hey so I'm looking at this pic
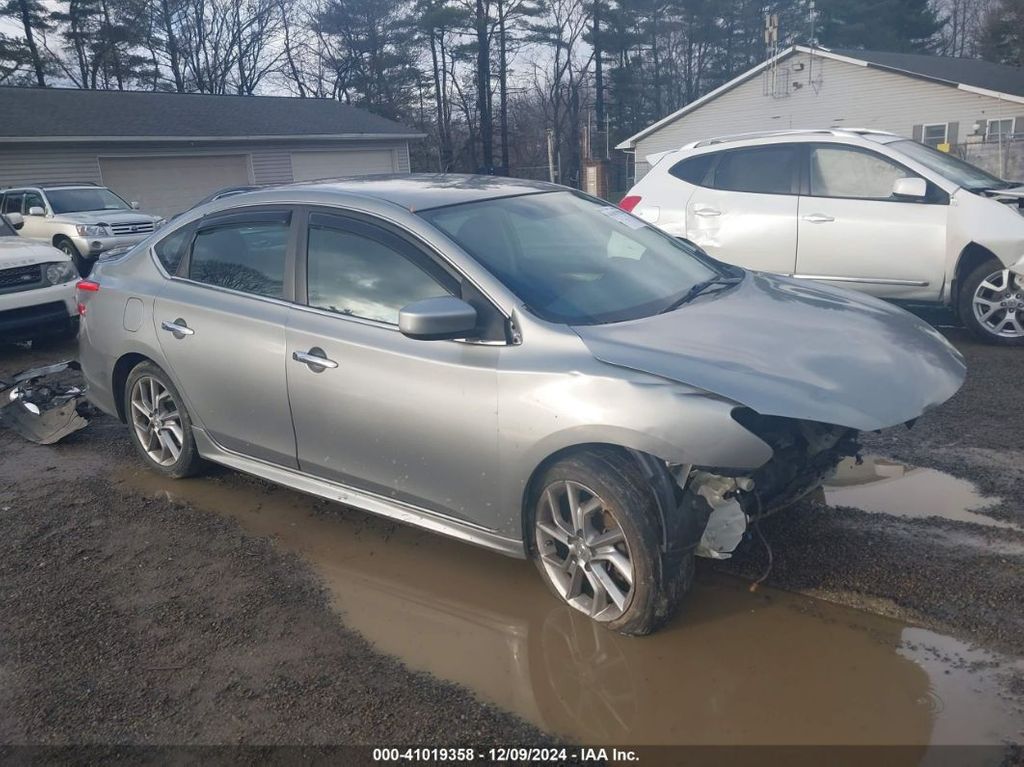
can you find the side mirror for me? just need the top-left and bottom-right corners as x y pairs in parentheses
(892, 177), (927, 199)
(27, 206), (45, 216)
(399, 296), (477, 341)
(130, 200), (141, 209)
(4, 212), (24, 230)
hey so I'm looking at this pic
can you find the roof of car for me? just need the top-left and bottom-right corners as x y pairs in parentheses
(0, 86), (421, 141)
(247, 174), (564, 212)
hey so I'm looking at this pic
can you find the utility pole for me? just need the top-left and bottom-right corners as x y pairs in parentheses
(546, 129), (556, 183)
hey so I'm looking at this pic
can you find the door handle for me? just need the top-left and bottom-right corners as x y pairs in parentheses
(161, 319), (194, 337)
(292, 348), (338, 371)
(802, 214), (835, 223)
(693, 205), (722, 217)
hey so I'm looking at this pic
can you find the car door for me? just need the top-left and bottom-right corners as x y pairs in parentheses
(794, 143), (948, 301)
(153, 207), (298, 467)
(683, 144), (800, 274)
(285, 210), (500, 524)
(18, 190), (51, 242)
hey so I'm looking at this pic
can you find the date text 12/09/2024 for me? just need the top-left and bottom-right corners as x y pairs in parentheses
(372, 747), (640, 762)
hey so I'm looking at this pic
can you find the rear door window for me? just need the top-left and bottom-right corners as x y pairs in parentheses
(3, 192), (24, 215)
(188, 212), (291, 299)
(711, 146), (799, 194)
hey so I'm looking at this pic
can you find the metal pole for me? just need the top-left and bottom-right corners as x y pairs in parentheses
(546, 129), (556, 183)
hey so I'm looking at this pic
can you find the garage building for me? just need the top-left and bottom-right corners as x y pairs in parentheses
(0, 87), (422, 217)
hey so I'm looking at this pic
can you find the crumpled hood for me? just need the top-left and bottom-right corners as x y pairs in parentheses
(0, 237), (68, 267)
(572, 272), (966, 432)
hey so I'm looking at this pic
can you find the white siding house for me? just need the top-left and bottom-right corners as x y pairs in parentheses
(618, 46), (1024, 180)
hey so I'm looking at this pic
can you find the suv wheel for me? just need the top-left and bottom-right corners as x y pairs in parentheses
(55, 237), (88, 276)
(959, 259), (1024, 346)
(124, 362), (205, 478)
(529, 449), (694, 636)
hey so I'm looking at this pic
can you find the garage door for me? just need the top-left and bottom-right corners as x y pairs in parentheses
(290, 149), (396, 182)
(99, 155), (251, 218)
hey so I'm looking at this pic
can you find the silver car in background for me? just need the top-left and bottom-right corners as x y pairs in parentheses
(77, 176), (965, 635)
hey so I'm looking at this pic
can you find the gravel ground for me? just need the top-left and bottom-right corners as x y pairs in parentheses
(1, 327), (1023, 747)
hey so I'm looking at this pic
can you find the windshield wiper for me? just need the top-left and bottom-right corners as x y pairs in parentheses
(659, 274), (744, 314)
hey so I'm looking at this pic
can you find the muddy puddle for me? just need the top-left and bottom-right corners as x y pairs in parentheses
(823, 456), (1018, 531)
(116, 467), (1024, 751)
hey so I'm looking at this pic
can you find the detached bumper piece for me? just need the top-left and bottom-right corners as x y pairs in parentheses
(0, 360), (89, 445)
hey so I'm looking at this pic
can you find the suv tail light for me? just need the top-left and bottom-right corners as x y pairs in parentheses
(76, 279), (99, 316)
(619, 195), (642, 212)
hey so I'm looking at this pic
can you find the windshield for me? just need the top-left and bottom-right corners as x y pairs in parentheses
(891, 139), (1009, 191)
(47, 188), (131, 214)
(421, 191), (723, 324)
(0, 215), (15, 237)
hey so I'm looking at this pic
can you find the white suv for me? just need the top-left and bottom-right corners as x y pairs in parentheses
(0, 184), (164, 275)
(622, 129), (1024, 345)
(0, 212), (79, 344)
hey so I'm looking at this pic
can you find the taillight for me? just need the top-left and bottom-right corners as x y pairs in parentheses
(76, 279), (99, 316)
(619, 195), (642, 212)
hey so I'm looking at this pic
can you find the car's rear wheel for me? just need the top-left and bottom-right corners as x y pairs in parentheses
(124, 362), (205, 478)
(959, 260), (1024, 346)
(529, 449), (693, 636)
(55, 237), (88, 276)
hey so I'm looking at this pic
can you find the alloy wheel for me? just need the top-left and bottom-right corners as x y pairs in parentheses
(535, 480), (635, 622)
(130, 376), (184, 466)
(973, 268), (1024, 339)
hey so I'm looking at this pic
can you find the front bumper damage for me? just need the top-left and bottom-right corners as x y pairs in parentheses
(0, 360), (90, 444)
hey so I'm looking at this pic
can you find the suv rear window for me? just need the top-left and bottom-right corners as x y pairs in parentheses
(669, 153), (715, 185)
(712, 146), (798, 194)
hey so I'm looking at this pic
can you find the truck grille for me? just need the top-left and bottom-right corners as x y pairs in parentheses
(110, 221), (155, 236)
(0, 264), (43, 294)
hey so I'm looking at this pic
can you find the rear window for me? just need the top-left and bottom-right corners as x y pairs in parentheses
(669, 153), (715, 185)
(712, 146), (798, 195)
(153, 226), (193, 274)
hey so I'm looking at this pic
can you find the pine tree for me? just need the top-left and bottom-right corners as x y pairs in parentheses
(815, 0), (942, 53)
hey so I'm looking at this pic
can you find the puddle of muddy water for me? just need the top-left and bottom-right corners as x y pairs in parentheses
(823, 456), (1017, 531)
(116, 467), (1024, 750)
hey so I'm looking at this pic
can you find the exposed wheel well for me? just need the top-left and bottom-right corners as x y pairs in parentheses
(952, 243), (999, 314)
(111, 353), (152, 422)
(521, 443), (676, 553)
(52, 234), (71, 247)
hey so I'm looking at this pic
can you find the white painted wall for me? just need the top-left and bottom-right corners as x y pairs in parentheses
(631, 51), (1024, 179)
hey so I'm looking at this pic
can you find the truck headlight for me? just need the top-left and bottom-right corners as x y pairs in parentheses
(154, 218), (167, 229)
(75, 224), (109, 237)
(45, 262), (78, 285)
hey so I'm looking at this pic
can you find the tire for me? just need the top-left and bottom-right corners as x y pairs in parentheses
(124, 362), (205, 479)
(958, 259), (1024, 346)
(528, 448), (694, 636)
(55, 237), (89, 277)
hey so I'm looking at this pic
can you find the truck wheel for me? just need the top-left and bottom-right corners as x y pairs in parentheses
(124, 362), (205, 479)
(958, 260), (1024, 346)
(529, 449), (694, 636)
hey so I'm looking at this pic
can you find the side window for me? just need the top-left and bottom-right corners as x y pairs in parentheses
(668, 153), (716, 186)
(712, 146), (798, 194)
(3, 193), (24, 214)
(153, 226), (192, 275)
(809, 146), (910, 200)
(307, 217), (453, 325)
(189, 216), (290, 298)
(23, 191), (45, 212)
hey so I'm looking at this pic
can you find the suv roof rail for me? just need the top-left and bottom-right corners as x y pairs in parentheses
(693, 127), (899, 148)
(36, 181), (100, 189)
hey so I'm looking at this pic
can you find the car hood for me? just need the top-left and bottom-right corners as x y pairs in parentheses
(54, 210), (159, 225)
(572, 272), (966, 432)
(0, 236), (69, 267)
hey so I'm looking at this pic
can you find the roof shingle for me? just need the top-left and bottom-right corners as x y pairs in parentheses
(0, 87), (420, 139)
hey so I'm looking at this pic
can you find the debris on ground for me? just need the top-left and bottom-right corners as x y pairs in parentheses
(0, 360), (90, 445)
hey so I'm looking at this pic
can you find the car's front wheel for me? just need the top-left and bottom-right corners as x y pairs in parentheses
(959, 260), (1024, 346)
(124, 362), (205, 478)
(530, 449), (693, 636)
(55, 237), (89, 276)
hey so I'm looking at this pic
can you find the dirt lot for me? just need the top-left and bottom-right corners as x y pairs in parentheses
(1, 329), (1023, 756)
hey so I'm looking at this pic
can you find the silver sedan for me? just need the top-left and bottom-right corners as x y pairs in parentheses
(77, 175), (965, 635)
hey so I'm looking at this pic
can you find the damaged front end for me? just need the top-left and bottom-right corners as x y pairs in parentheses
(0, 361), (90, 445)
(664, 410), (861, 560)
